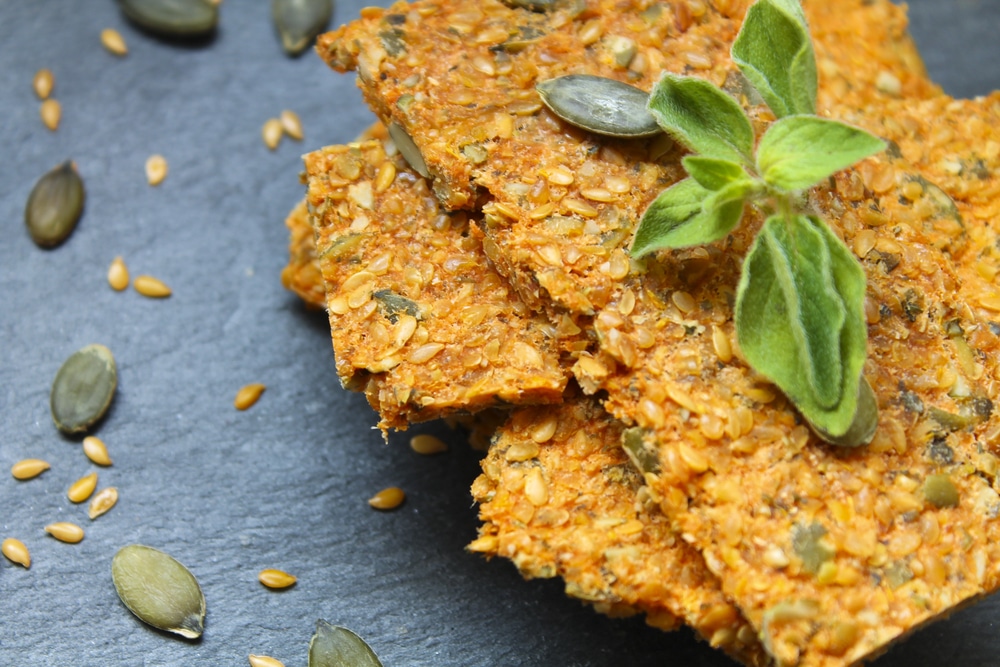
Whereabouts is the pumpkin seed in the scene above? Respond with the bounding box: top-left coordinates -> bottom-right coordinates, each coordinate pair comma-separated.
50,344 -> 117,435
45,522 -> 85,544
112,544 -> 206,639
101,28 -> 129,55
249,656 -> 286,667
146,154 -> 168,186
67,471 -> 98,503
272,0 -> 333,56
500,0 -> 555,10
2,538 -> 31,568
117,0 -> 218,37
386,122 -> 429,178
89,487 -> 119,519
25,161 -> 85,248
308,620 -> 383,667
368,486 -> 405,510
40,98 -> 61,130
535,74 -> 661,138
33,68 -> 54,99
409,434 -> 447,455
263,118 -> 283,150
280,109 -> 304,140
924,474 -> 960,508
258,568 -> 297,589
11,458 -> 51,480
134,274 -> 172,298
108,256 -> 130,291
83,435 -> 114,465
234,383 -> 266,410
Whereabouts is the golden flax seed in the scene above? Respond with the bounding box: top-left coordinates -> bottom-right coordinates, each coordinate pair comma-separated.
145,154 -> 168,186
262,118 -> 283,150
280,110 -> 303,140
89,487 -> 119,519
101,28 -> 128,55
258,568 -> 297,589
82,436 -> 113,466
67,472 -> 98,503
409,434 -> 448,455
134,275 -> 172,298
107,256 -> 130,291
2,538 -> 30,568
368,486 -> 405,510
234,383 -> 266,410
11,459 -> 50,480
248,656 -> 286,667
33,68 -> 54,99
40,99 -> 61,130
45,522 -> 85,544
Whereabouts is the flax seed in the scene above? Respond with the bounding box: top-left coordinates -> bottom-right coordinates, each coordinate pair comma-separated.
33,68 -> 54,99
145,154 -> 168,186
88,486 -> 119,519
234,383 -> 266,410
248,656 -> 285,667
11,459 -> 50,480
368,486 -> 405,510
262,118 -> 283,150
410,434 -> 448,455
280,110 -> 304,140
82,436 -> 113,466
68,472 -> 98,503
45,522 -> 85,543
258,568 -> 297,589
101,28 -> 128,55
107,256 -> 130,291
134,275 -> 172,298
2,538 -> 30,568
40,99 -> 61,131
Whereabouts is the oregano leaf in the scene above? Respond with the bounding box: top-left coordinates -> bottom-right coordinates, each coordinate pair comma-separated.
731,0 -> 817,117
631,178 -> 745,255
682,156 -> 748,191
735,215 -> 871,441
647,73 -> 755,165
757,115 -> 886,191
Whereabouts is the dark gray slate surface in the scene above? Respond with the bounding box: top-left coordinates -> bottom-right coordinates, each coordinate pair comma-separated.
1,2 -> 998,666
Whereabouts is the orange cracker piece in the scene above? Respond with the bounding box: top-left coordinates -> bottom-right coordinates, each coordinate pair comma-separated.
471,395 -> 771,667
304,138 -> 570,430
318,0 -> 938,316
281,198 -> 327,308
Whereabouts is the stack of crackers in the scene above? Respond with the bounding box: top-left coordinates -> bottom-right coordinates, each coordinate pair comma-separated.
281,0 -> 1000,664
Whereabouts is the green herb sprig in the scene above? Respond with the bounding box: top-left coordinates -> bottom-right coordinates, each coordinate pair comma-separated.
630,0 -> 884,446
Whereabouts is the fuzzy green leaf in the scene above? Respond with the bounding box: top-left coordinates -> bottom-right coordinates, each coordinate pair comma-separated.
682,156 -> 748,191
736,215 -> 869,439
731,0 -> 816,117
647,73 -> 755,165
757,116 -> 886,191
631,178 -> 745,255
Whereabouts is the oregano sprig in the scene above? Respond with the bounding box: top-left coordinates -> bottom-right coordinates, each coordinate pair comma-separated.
630,0 -> 885,446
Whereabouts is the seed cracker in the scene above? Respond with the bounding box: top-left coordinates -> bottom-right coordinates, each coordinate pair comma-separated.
281,198 -> 327,308
304,138 -> 569,430
318,0 -> 937,317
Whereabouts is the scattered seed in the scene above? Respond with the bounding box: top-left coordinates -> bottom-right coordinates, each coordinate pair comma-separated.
44,522 -> 85,544
258,568 -> 297,589
146,154 -> 168,186
67,471 -> 98,503
25,161 -> 85,248
107,256 -> 130,291
409,434 -> 447,455
117,0 -> 219,37
101,28 -> 129,55
308,620 -> 383,667
368,486 -> 405,510
11,459 -> 51,480
262,118 -> 283,150
272,0 -> 333,56
82,436 -> 114,465
89,487 -> 119,519
535,74 -> 661,138
134,274 -> 172,298
33,68 -> 54,99
386,122 -> 429,178
249,656 -> 286,667
280,110 -> 304,140
234,383 -> 266,411
112,544 -> 206,639
2,538 -> 31,568
40,98 -> 61,130
50,344 -> 117,435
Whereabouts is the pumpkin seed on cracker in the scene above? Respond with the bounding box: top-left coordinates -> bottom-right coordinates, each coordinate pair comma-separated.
535,74 -> 661,138
50,344 -> 117,435
112,544 -> 206,639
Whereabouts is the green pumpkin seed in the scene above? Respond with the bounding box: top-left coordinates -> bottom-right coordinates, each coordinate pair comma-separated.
308,620 -> 383,667
25,161 -> 85,248
386,122 -> 429,178
924,474 -> 960,508
117,0 -> 218,37
500,0 -> 555,10
112,545 -> 206,639
535,75 -> 661,138
272,0 -> 333,57
50,344 -> 117,435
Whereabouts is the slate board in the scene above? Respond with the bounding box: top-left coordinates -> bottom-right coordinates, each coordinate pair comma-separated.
1,2 -> 999,666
